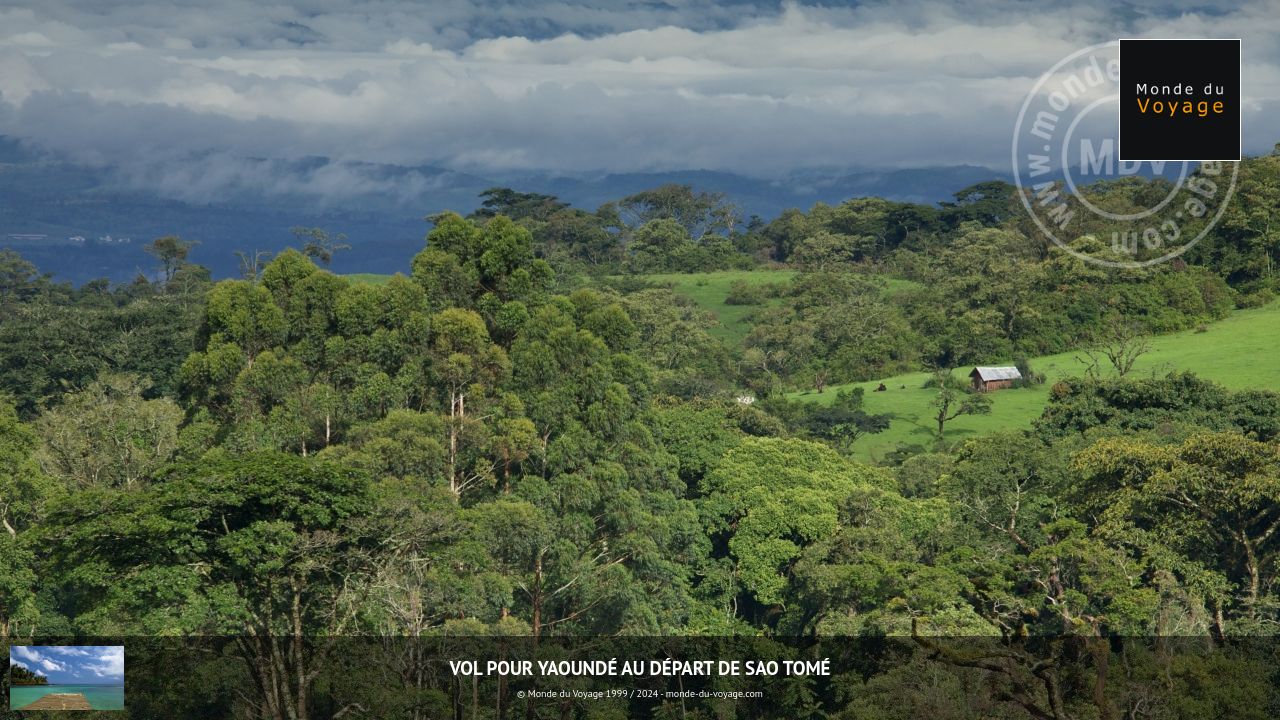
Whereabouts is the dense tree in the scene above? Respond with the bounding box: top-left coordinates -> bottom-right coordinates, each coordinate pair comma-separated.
36,374 -> 183,489
614,184 -> 738,239
470,187 -> 569,222
45,452 -> 376,720
1037,372 -> 1280,442
0,249 -> 46,307
939,181 -> 1018,227
291,226 -> 351,266
427,308 -> 513,499
413,212 -> 553,313
1077,432 -> 1280,632
701,437 -> 893,611
0,399 -> 48,643
144,235 -> 198,282
931,370 -> 992,440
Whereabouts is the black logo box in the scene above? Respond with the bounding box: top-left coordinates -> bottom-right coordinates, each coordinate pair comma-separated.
1119,38 -> 1241,161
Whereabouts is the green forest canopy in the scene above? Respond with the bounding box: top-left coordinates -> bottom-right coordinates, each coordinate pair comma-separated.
3,156 -> 1280,718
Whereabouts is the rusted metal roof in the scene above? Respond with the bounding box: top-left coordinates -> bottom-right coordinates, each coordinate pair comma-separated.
970,366 -> 1022,381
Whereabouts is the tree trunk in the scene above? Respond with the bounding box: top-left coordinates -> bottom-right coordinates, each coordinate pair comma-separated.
531,552 -> 543,639
1241,531 -> 1261,611
292,583 -> 308,720
1088,637 -> 1117,720
448,391 -> 465,498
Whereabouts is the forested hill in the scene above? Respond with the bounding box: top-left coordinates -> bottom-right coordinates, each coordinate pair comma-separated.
0,136 -> 1003,283
3,151 -> 1280,718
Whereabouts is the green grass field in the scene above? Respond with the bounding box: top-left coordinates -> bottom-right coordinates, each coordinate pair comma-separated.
639,270 -> 796,343
639,270 -> 919,344
792,300 -> 1280,463
345,272 -> 395,285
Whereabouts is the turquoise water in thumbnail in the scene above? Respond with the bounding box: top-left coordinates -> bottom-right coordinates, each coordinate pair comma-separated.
10,684 -> 125,710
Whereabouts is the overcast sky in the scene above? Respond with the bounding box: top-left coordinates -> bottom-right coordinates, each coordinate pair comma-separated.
2,0 -> 1279,186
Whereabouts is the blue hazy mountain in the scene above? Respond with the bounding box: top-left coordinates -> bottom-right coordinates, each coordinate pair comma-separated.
0,138 -> 1006,283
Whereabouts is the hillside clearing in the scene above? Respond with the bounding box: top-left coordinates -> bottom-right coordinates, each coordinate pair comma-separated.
637,270 -> 795,343
637,270 -> 919,344
792,300 -> 1280,463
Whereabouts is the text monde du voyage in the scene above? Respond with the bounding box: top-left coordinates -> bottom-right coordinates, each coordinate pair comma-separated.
1134,82 -> 1228,117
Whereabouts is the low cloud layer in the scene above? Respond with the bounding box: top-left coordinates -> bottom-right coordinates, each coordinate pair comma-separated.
2,0 -> 1278,200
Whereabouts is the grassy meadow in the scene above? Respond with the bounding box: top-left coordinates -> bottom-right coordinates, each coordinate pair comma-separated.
344,272 -> 395,285
638,270 -> 795,343
792,300 -> 1280,462
637,269 -> 918,344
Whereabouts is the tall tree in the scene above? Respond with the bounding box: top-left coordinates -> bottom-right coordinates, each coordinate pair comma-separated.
932,369 -> 992,440
470,188 -> 568,222
1077,432 -> 1280,631
291,227 -> 351,267
144,235 -> 198,282
428,308 -> 511,499
36,374 -> 183,489
615,184 -> 738,238
0,398 -> 48,643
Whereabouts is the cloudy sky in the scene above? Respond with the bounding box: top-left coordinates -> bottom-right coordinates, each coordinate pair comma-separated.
10,646 -> 124,684
2,0 -> 1279,186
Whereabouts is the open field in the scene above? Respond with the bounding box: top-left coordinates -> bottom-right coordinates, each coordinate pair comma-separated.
638,270 -> 919,344
638,270 -> 796,343
345,272 -> 396,285
792,300 -> 1280,463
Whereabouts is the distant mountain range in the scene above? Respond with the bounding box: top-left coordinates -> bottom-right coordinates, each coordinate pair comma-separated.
0,136 -> 1006,283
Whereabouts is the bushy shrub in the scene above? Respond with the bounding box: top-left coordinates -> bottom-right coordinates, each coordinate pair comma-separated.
725,280 -> 768,305
1013,356 -> 1045,387
1238,288 -> 1276,309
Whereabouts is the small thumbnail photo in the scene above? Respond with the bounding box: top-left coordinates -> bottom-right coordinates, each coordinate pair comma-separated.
9,646 -> 124,711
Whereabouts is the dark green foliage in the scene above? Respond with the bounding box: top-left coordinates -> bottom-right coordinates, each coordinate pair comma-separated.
470,187 -> 569,222
9,664 -> 47,685
0,270 -> 205,418
760,388 -> 892,453
143,235 -> 198,281
1037,372 -> 1280,442
724,279 -> 783,305
1013,356 -> 1044,387
6,163 -> 1280,718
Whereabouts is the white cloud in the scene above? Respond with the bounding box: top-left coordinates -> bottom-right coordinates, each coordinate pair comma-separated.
11,646 -> 69,673
82,646 -> 125,679
0,1 -> 1276,196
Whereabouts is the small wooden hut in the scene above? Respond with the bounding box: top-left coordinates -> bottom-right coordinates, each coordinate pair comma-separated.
969,366 -> 1022,392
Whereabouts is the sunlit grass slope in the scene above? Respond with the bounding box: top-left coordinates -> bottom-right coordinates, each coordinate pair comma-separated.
792,301 -> 1280,462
